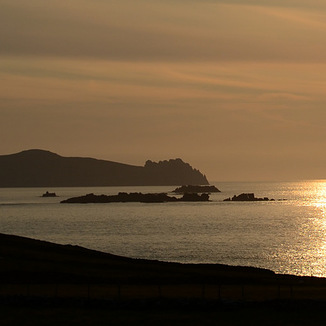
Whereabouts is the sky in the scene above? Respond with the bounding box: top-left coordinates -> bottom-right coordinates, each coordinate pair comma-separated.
1,0 -> 326,182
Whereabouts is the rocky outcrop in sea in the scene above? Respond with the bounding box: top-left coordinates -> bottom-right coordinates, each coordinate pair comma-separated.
61,192 -> 210,204
223,193 -> 274,202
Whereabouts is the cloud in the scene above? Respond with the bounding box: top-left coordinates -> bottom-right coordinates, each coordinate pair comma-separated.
251,5 -> 326,30
201,0 -> 326,10
1,1 -> 326,180
2,57 -> 326,125
2,1 -> 326,63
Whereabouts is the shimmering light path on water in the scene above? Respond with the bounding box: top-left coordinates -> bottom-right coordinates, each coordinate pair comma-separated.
1,181 -> 326,277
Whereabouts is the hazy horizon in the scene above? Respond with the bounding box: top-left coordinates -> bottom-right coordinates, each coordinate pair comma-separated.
1,1 -> 325,181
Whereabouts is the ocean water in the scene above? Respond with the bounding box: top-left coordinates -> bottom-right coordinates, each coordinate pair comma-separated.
1,181 -> 326,277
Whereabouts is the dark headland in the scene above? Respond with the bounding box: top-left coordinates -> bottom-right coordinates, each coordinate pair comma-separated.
2,233 -> 326,325
0,149 -> 209,187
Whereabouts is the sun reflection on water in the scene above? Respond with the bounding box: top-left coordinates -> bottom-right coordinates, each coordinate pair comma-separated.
302,180 -> 326,210
2,181 -> 326,277
298,181 -> 326,276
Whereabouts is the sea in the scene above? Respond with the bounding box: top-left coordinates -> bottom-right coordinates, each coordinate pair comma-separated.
1,180 -> 326,277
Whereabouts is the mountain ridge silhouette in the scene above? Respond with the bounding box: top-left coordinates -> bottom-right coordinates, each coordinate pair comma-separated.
0,149 -> 209,187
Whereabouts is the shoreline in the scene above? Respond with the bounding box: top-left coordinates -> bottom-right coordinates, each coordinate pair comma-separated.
2,233 -> 326,325
2,232 -> 326,300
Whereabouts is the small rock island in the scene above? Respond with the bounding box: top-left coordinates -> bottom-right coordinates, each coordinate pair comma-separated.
172,185 -> 220,193
61,192 -> 210,204
223,193 -> 274,202
41,191 -> 57,197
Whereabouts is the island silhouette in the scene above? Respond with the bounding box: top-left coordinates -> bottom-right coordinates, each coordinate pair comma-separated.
61,192 -> 210,203
0,149 -> 209,187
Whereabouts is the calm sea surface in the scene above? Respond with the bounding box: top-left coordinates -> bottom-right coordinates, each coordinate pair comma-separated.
1,181 -> 326,277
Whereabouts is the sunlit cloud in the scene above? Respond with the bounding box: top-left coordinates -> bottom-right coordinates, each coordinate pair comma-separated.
2,1 -> 326,63
204,0 -> 326,10
1,1 -> 326,180
2,58 -> 326,109
250,5 -> 326,30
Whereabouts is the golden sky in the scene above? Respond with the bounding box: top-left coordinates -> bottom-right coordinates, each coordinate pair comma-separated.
1,0 -> 326,181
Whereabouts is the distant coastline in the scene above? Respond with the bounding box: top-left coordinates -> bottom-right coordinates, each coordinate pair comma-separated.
0,149 -> 209,187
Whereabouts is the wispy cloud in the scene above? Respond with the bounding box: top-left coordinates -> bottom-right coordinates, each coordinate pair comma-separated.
2,57 -> 325,113
1,1 -> 326,180
2,1 -> 326,63
202,0 -> 326,10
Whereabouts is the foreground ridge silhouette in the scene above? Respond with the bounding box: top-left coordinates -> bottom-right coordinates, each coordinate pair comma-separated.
3,233 -> 326,325
2,233 -> 326,302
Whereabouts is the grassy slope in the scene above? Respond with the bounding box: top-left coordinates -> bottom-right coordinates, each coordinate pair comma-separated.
2,233 -> 326,325
2,232 -> 326,289
0,233 -> 277,284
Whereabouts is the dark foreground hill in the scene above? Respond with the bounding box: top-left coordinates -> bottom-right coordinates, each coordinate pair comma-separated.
2,233 -> 326,325
0,233 -> 274,286
0,149 -> 209,187
1,232 -> 326,293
